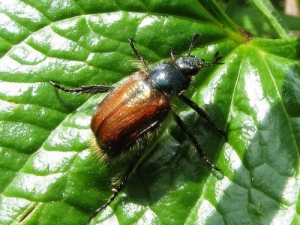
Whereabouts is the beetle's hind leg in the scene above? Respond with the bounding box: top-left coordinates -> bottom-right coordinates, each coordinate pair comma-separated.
88,140 -> 147,223
50,81 -> 113,95
171,111 -> 222,173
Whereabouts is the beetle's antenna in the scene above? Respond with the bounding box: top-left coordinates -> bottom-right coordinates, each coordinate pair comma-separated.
200,51 -> 224,68
187,33 -> 199,56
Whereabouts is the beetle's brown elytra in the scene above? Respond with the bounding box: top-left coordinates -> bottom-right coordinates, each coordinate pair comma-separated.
90,72 -> 170,157
50,33 -> 225,223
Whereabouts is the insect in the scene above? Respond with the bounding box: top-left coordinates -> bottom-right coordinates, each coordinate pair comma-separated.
50,33 -> 225,223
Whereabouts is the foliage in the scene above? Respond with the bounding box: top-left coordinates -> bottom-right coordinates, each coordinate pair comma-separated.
0,0 -> 299,224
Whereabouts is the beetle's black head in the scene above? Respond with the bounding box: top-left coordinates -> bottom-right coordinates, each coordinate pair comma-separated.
175,55 -> 202,76
176,51 -> 223,77
149,51 -> 223,96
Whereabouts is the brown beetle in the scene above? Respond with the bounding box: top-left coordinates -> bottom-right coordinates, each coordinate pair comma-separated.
50,33 -> 225,223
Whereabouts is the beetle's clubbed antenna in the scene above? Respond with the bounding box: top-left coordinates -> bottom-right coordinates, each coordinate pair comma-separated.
212,51 -> 223,64
200,51 -> 224,68
187,33 -> 199,56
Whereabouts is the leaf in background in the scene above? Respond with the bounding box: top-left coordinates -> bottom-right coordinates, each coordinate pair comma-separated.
0,0 -> 299,225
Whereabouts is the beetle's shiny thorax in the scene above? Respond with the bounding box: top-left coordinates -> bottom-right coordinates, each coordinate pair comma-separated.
148,55 -> 202,95
148,63 -> 191,95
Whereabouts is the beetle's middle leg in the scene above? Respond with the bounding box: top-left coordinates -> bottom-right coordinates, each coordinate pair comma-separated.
177,94 -> 226,137
171,110 -> 222,173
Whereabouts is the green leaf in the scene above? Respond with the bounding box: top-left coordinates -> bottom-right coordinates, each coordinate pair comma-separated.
0,1 -> 299,225
249,0 -> 289,38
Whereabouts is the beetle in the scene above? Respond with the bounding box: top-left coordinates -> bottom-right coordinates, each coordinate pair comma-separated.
50,33 -> 225,223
